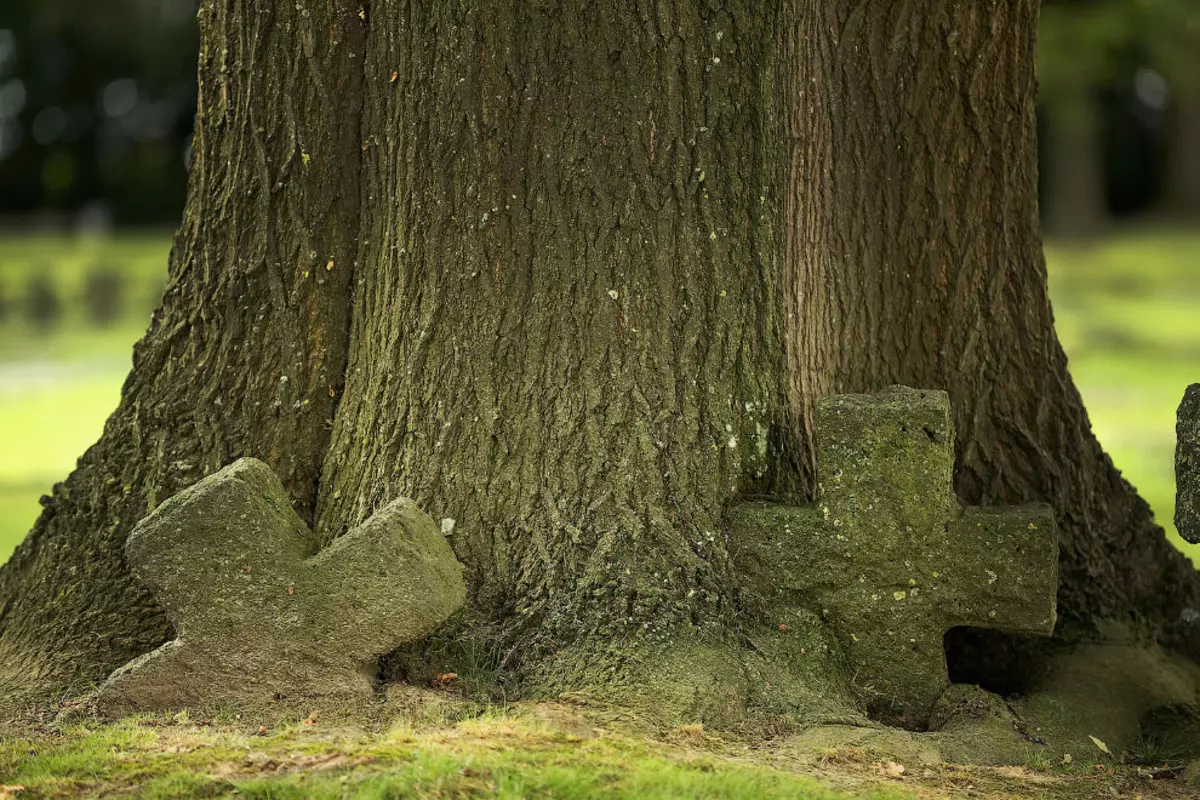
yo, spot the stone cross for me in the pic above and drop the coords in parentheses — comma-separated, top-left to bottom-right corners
(97, 458, 466, 712)
(730, 387, 1059, 730)
(1177, 384, 1199, 544)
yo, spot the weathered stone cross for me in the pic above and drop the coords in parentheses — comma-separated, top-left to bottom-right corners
(1178, 384, 1199, 543)
(730, 387, 1059, 729)
(97, 458, 466, 712)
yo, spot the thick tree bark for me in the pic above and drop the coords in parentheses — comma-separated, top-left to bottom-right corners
(1, 1, 1196, 714)
(317, 1, 790, 665)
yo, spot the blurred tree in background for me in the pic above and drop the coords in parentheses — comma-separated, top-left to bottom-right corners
(1038, 1, 1126, 237)
(0, 0, 198, 228)
(1136, 0, 1200, 219)
(0, 1, 1196, 231)
(1038, 0, 1200, 237)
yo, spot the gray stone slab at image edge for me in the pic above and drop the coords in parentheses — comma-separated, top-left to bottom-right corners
(1178, 384, 1200, 544)
(96, 457, 466, 712)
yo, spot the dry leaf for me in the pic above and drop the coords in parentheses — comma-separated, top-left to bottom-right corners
(1088, 735, 1112, 755)
(432, 672, 459, 687)
(882, 761, 906, 778)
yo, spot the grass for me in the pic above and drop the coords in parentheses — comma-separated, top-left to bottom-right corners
(0, 233, 165, 563)
(0, 705, 920, 800)
(3, 698, 1194, 800)
(0, 230, 1196, 568)
(0, 377, 129, 560)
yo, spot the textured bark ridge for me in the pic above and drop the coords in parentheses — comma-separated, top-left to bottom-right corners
(96, 459, 465, 712)
(1178, 385, 1200, 544)
(731, 388, 1058, 729)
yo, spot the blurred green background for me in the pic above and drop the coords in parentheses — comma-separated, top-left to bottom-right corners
(0, 1, 1197, 566)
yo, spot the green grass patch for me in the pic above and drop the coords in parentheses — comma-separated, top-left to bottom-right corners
(0, 709, 917, 800)
(0, 700, 1187, 799)
(0, 376, 125, 484)
(0, 489, 42, 564)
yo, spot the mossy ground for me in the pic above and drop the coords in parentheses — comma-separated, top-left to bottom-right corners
(1, 692, 1196, 800)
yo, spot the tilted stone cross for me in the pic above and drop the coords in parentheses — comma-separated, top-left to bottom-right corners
(97, 458, 466, 712)
(730, 387, 1059, 729)
(1178, 384, 1199, 544)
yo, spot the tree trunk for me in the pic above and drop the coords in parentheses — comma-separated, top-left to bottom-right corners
(316, 1, 790, 669)
(2, 1, 1197, 715)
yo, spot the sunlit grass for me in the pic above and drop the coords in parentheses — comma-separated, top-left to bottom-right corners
(0, 377, 125, 484)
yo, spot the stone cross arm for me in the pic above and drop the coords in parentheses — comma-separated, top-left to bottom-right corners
(98, 458, 466, 711)
(730, 387, 1059, 729)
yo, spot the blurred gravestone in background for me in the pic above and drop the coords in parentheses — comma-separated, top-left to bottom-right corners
(23, 271, 60, 331)
(0, 0, 198, 228)
(144, 276, 165, 315)
(82, 265, 124, 326)
(1038, 0, 1200, 237)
